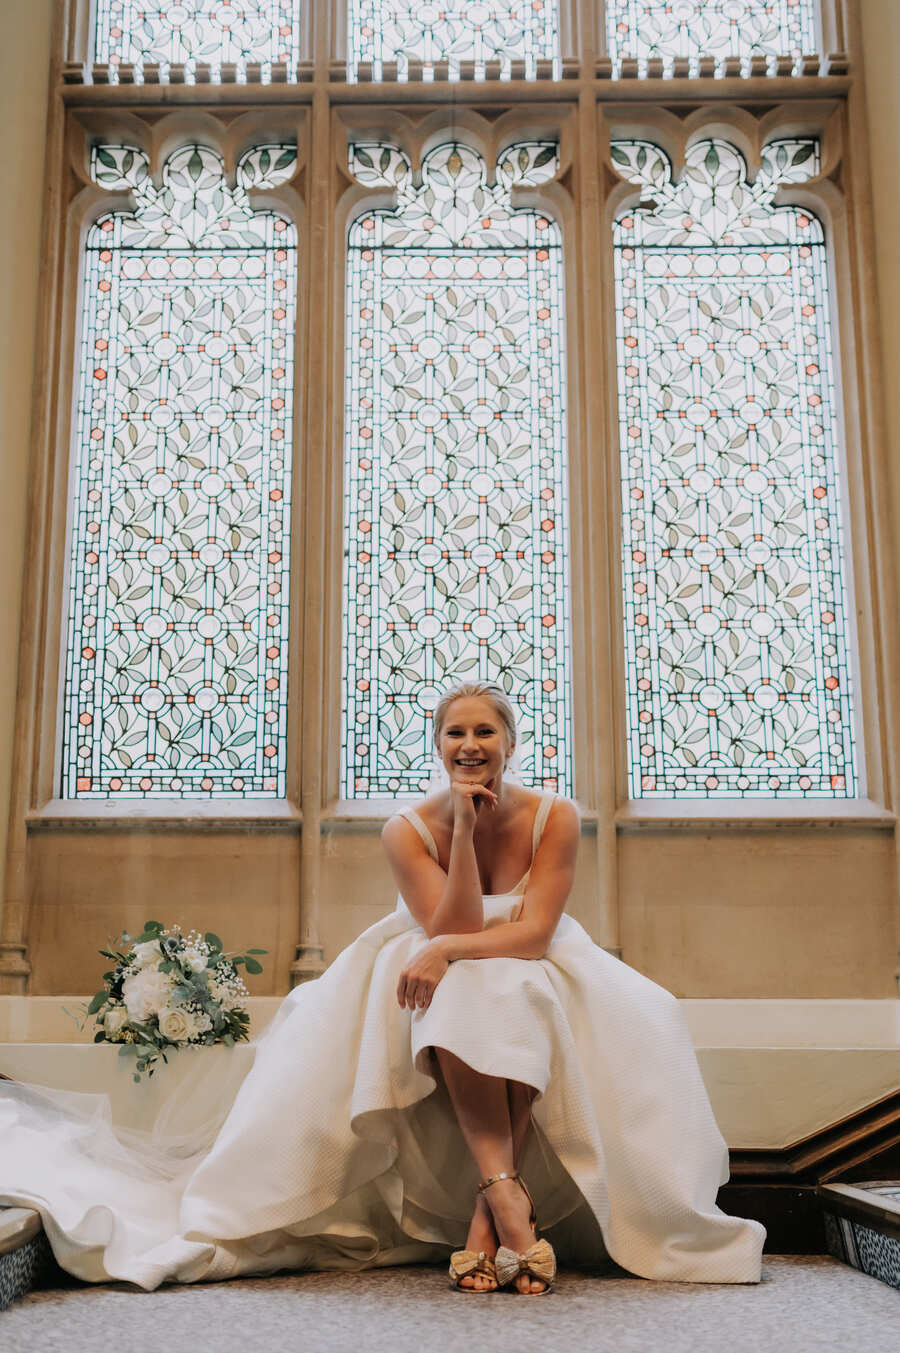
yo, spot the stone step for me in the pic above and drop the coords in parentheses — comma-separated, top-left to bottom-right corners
(1, 998, 898, 1148)
(3, 996, 898, 1047)
(3, 1041, 899, 1153)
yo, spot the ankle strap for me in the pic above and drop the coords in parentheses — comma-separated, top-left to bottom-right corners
(478, 1171, 537, 1227)
(478, 1171, 518, 1192)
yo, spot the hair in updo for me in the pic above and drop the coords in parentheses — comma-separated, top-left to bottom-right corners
(432, 681, 518, 760)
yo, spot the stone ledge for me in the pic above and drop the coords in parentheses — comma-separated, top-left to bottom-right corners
(0, 1208, 41, 1257)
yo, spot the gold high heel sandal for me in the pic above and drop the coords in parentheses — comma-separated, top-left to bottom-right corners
(448, 1193, 499, 1292)
(448, 1247, 498, 1292)
(478, 1171, 556, 1294)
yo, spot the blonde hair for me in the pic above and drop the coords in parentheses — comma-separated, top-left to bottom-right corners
(432, 681, 518, 760)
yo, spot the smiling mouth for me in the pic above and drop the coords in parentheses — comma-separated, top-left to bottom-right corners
(456, 759, 487, 767)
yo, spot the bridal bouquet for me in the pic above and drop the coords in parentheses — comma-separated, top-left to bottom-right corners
(87, 919, 267, 1082)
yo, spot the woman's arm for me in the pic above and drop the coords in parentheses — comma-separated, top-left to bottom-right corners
(381, 780, 497, 938)
(396, 799, 580, 1009)
(441, 799, 580, 959)
(430, 816, 485, 936)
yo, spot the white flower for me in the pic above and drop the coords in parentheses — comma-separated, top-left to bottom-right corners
(132, 939, 163, 968)
(122, 965, 174, 1023)
(182, 945, 208, 973)
(208, 976, 242, 1011)
(157, 1006, 195, 1044)
(103, 1004, 129, 1038)
(190, 1008, 213, 1035)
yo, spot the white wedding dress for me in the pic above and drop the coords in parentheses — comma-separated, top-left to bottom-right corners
(0, 791, 765, 1289)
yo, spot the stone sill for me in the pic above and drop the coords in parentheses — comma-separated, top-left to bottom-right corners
(22, 797, 895, 834)
(614, 798, 895, 833)
(26, 799, 302, 833)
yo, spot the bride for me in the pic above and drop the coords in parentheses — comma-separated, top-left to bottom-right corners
(0, 680, 765, 1294)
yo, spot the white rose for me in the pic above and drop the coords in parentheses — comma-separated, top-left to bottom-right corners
(157, 1006, 195, 1044)
(103, 1004, 129, 1038)
(122, 966, 175, 1023)
(132, 940, 163, 968)
(183, 945, 208, 973)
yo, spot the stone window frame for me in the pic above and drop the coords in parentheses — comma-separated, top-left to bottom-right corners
(2, 0, 895, 992)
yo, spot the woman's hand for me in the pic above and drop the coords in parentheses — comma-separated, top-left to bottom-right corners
(397, 936, 451, 1010)
(450, 775, 498, 831)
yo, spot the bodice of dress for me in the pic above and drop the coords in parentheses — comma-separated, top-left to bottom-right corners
(392, 790, 557, 927)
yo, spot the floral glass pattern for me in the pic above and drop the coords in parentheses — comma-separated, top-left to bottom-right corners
(348, 2, 559, 80)
(343, 140, 571, 797)
(61, 143, 297, 798)
(606, 1, 818, 73)
(612, 137, 857, 798)
(93, 1, 302, 71)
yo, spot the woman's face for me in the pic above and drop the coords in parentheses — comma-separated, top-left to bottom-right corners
(437, 696, 510, 786)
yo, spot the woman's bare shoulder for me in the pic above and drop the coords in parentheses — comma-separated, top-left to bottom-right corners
(546, 794, 580, 831)
(380, 795, 447, 849)
(521, 786, 578, 818)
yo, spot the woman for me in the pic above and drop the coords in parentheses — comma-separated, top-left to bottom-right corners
(382, 681, 584, 1292)
(0, 681, 765, 1293)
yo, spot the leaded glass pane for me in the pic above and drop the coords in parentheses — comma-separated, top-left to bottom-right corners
(343, 141, 571, 797)
(61, 143, 298, 798)
(93, 1, 302, 71)
(613, 137, 857, 798)
(606, 1, 818, 73)
(348, 2, 559, 80)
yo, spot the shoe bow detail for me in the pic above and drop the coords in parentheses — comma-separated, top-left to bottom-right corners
(449, 1249, 488, 1278)
(448, 1249, 498, 1288)
(494, 1238, 557, 1288)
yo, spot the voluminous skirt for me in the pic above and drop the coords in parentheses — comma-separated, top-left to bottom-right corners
(0, 897, 765, 1289)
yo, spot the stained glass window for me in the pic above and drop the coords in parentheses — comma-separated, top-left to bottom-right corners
(93, 1, 302, 72)
(348, 2, 559, 80)
(606, 1, 818, 73)
(613, 136, 857, 798)
(61, 142, 297, 798)
(342, 140, 571, 797)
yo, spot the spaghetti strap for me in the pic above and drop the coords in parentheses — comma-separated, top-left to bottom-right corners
(531, 790, 557, 855)
(508, 791, 558, 894)
(396, 807, 440, 863)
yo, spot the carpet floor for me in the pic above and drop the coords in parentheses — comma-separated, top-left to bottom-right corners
(2, 1256, 896, 1353)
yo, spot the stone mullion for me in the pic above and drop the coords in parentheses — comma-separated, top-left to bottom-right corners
(0, 1, 71, 989)
(841, 0, 900, 992)
(569, 0, 620, 953)
(289, 67, 333, 983)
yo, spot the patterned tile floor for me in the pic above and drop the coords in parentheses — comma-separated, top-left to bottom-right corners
(2, 1257, 898, 1353)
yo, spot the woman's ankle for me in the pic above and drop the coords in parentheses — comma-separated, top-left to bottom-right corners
(481, 1176, 535, 1245)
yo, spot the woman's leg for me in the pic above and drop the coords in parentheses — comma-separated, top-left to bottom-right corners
(435, 1048, 546, 1293)
(508, 1079, 537, 1167)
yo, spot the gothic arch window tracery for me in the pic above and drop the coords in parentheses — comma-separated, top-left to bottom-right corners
(341, 139, 572, 797)
(611, 135, 857, 798)
(62, 142, 298, 798)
